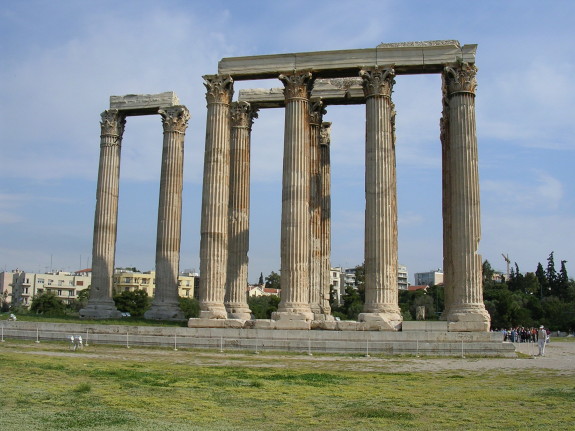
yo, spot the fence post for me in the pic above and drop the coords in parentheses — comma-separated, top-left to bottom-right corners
(35, 327, 40, 344)
(126, 331, 130, 349)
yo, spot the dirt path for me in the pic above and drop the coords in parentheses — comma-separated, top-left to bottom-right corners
(3, 340, 574, 375)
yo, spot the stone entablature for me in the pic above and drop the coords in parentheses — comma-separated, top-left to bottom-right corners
(218, 41, 476, 79)
(110, 92, 180, 114)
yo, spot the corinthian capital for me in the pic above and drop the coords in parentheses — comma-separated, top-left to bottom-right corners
(230, 101, 258, 130)
(159, 106, 190, 134)
(203, 74, 234, 105)
(360, 67, 395, 98)
(443, 62, 478, 96)
(319, 122, 332, 146)
(100, 109, 126, 137)
(309, 99, 326, 126)
(279, 71, 314, 101)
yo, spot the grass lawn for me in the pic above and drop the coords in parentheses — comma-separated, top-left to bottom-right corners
(1, 341, 574, 430)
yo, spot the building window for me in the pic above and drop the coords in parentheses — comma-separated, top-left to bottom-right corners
(76, 281, 83, 286)
(57, 289, 62, 296)
(58, 280, 64, 286)
(47, 279, 53, 286)
(68, 290, 75, 297)
(37, 278, 45, 283)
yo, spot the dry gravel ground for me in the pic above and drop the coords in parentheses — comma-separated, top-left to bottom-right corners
(6, 340, 574, 375)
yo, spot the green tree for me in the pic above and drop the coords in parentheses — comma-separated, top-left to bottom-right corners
(557, 260, 570, 300)
(112, 289, 151, 317)
(178, 297, 200, 319)
(535, 263, 548, 298)
(30, 292, 66, 316)
(482, 260, 495, 285)
(265, 271, 281, 290)
(354, 264, 366, 303)
(547, 252, 558, 294)
(410, 293, 435, 320)
(248, 295, 280, 319)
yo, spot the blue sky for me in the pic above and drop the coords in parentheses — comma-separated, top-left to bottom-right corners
(1, 0, 574, 283)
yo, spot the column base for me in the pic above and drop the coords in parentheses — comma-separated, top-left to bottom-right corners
(358, 312, 402, 331)
(199, 305, 228, 319)
(144, 302, 185, 321)
(225, 304, 252, 320)
(272, 310, 314, 322)
(79, 301, 122, 319)
(443, 306, 491, 332)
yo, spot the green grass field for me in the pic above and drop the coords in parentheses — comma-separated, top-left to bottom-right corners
(1, 340, 574, 430)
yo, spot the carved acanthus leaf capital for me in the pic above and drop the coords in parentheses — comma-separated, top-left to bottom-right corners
(203, 74, 234, 105)
(279, 71, 314, 101)
(309, 99, 326, 126)
(443, 62, 477, 96)
(319, 122, 332, 146)
(100, 109, 126, 139)
(230, 101, 259, 130)
(159, 106, 190, 134)
(359, 66, 395, 98)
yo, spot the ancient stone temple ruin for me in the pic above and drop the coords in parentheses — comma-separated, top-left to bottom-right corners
(82, 40, 491, 333)
(80, 92, 190, 321)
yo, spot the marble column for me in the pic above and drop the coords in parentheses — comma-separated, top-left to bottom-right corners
(145, 106, 190, 321)
(199, 74, 234, 319)
(358, 67, 402, 329)
(308, 99, 326, 316)
(319, 121, 332, 315)
(441, 62, 490, 331)
(273, 71, 314, 321)
(225, 101, 258, 320)
(80, 109, 125, 319)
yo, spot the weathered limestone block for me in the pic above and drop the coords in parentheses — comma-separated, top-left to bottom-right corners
(110, 92, 180, 113)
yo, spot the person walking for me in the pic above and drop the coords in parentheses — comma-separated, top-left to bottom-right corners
(537, 325, 547, 356)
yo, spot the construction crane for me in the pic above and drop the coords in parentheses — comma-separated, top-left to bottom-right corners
(501, 253, 511, 280)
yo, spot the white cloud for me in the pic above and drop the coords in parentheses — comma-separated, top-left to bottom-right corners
(482, 171, 563, 211)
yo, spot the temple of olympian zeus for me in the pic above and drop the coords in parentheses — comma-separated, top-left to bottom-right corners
(80, 40, 491, 333)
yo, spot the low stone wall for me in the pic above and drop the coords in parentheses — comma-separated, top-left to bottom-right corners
(0, 321, 515, 357)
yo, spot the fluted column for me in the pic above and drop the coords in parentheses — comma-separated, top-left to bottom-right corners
(80, 110, 125, 319)
(309, 99, 326, 316)
(319, 122, 332, 315)
(225, 101, 258, 320)
(358, 67, 402, 328)
(441, 62, 490, 331)
(199, 74, 233, 319)
(273, 71, 314, 321)
(145, 106, 190, 321)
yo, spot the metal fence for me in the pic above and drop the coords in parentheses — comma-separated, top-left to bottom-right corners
(0, 324, 513, 357)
